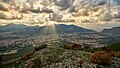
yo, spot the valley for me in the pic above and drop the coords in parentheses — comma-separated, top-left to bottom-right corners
(0, 24, 120, 68)
(0, 0, 120, 68)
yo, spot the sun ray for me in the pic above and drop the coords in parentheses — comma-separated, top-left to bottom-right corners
(41, 21, 57, 35)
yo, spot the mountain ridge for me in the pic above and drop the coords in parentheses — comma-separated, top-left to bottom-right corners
(0, 23, 97, 35)
(101, 26, 120, 34)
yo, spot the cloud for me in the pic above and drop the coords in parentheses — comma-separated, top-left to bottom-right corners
(99, 11, 112, 21)
(49, 13, 63, 22)
(113, 11, 120, 18)
(94, 0, 107, 6)
(0, 11, 24, 20)
(0, 12, 8, 19)
(112, 6, 120, 18)
(0, 3, 9, 11)
(78, 9, 88, 16)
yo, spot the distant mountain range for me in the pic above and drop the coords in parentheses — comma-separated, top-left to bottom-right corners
(101, 26, 120, 34)
(0, 23, 27, 32)
(0, 23, 96, 35)
(1, 23, 119, 35)
(55, 24, 96, 34)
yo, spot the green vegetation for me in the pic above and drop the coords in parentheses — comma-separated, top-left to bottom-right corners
(3, 58, 21, 68)
(85, 48, 102, 53)
(0, 54, 3, 68)
(17, 47, 35, 57)
(34, 44, 47, 51)
(85, 42, 120, 52)
(108, 42, 120, 52)
(1, 42, 120, 68)
(41, 48, 64, 64)
(63, 44, 82, 49)
(1, 53, 17, 62)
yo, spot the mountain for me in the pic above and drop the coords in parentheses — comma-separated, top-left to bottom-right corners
(101, 26, 120, 34)
(55, 24, 96, 34)
(0, 23, 28, 32)
(0, 24, 96, 35)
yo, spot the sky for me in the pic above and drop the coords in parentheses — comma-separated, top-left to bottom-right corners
(0, 0, 120, 31)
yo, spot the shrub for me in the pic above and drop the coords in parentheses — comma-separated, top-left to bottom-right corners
(111, 52, 120, 58)
(84, 46, 90, 49)
(89, 51, 112, 66)
(26, 52, 33, 57)
(72, 44, 82, 49)
(101, 47, 112, 53)
(25, 61, 42, 68)
(76, 58, 84, 65)
(64, 44, 73, 49)
(0, 55, 3, 68)
(85, 47, 102, 53)
(0, 55, 2, 62)
(108, 42, 120, 51)
(25, 57, 42, 68)
(34, 44, 47, 51)
(21, 52, 33, 61)
(64, 44, 82, 49)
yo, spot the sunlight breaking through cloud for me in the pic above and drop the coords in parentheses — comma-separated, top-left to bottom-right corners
(41, 21, 57, 35)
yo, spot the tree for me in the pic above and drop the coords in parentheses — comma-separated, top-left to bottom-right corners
(0, 55, 3, 68)
(89, 51, 112, 66)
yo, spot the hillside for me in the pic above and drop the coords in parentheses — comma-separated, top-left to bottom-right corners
(101, 27, 120, 34)
(0, 23, 27, 32)
(0, 24, 96, 35)
(2, 42, 120, 68)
